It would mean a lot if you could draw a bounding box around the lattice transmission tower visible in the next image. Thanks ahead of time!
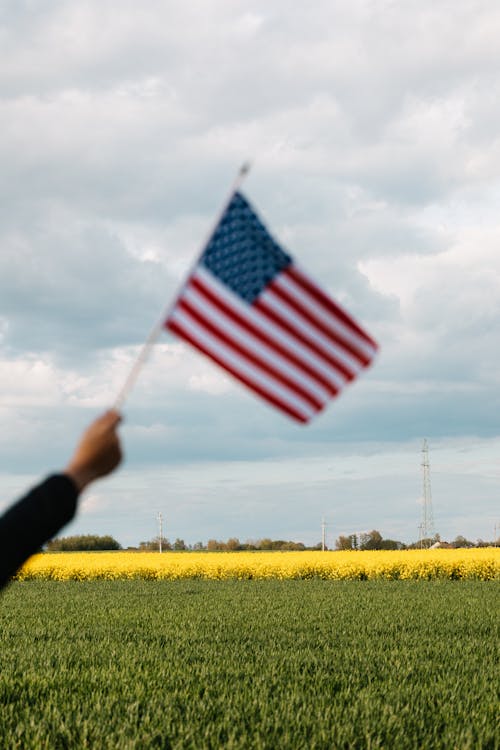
[420,439,434,546]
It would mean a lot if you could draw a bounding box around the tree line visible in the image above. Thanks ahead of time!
[138,537,312,551]
[334,530,498,550]
[47,534,121,551]
[46,535,316,552]
[46,531,498,552]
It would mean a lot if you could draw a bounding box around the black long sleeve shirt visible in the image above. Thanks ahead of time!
[0,475,78,589]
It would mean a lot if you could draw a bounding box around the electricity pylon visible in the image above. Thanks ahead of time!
[420,439,434,546]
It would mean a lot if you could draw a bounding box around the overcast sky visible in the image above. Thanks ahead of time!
[1,0,499,547]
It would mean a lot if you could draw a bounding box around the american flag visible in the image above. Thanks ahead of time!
[165,191,378,423]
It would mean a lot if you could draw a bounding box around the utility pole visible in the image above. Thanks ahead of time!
[420,439,434,547]
[158,512,163,553]
[321,517,328,551]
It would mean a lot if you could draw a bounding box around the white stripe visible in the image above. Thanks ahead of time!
[169,306,316,421]
[274,273,377,361]
[194,266,347,391]
[293,264,377,351]
[259,287,363,375]
[182,285,330,404]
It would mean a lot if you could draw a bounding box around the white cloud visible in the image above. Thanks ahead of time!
[80,492,104,515]
[0,355,76,406]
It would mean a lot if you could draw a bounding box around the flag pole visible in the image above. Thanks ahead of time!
[113,162,252,410]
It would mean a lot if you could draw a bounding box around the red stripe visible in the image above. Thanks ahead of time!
[178,296,324,411]
[254,298,356,382]
[166,319,310,423]
[269,279,371,367]
[286,266,378,349]
[190,276,339,397]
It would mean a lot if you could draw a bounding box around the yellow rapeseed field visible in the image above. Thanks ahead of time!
[15,548,500,581]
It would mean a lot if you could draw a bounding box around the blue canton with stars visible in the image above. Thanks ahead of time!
[200,191,292,304]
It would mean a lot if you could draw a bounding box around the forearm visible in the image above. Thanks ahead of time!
[0,475,78,589]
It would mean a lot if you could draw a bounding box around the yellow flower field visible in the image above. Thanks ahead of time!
[15,548,500,581]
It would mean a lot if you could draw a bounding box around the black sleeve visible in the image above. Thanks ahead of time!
[0,474,79,590]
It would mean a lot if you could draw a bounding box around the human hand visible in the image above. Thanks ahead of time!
[64,410,123,493]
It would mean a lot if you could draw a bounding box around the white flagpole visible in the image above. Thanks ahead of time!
[113,162,251,410]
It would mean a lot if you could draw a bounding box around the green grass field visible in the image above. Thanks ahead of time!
[0,581,498,749]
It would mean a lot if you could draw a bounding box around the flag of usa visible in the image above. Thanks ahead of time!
[165,191,378,423]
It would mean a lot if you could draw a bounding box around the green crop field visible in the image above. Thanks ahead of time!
[0,580,498,749]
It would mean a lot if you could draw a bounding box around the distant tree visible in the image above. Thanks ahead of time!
[336,531,404,551]
[243,539,258,550]
[269,540,286,550]
[192,541,204,551]
[335,533,360,551]
[173,538,187,551]
[207,539,226,551]
[47,534,121,551]
[475,538,498,548]
[258,538,274,550]
[139,537,171,551]
[253,539,306,550]
[380,539,406,550]
[280,541,305,551]
[335,535,353,551]
[203,537,309,551]
[451,535,474,548]
[359,530,383,550]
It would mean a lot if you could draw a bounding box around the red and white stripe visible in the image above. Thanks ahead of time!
[166,264,378,423]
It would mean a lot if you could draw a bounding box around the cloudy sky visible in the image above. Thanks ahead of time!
[1,0,499,547]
